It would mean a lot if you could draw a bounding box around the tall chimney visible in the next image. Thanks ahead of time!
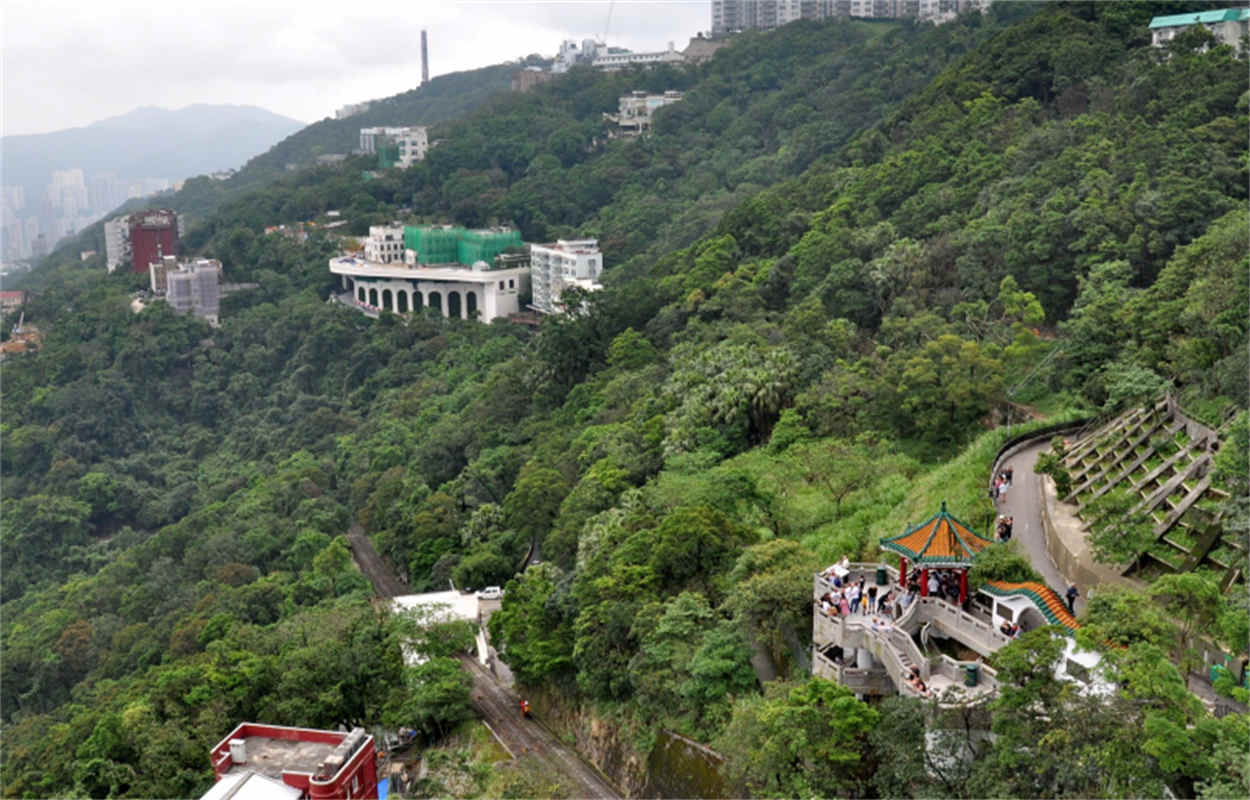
[421,29,429,85]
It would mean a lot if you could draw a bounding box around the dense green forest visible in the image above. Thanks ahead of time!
[3,3,1248,797]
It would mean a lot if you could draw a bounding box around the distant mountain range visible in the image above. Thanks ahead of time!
[2,104,306,196]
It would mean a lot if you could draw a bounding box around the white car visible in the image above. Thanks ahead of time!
[477,586,503,600]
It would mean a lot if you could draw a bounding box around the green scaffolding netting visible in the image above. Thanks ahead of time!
[403,226,522,266]
[377,141,399,169]
[404,226,463,264]
[457,229,522,266]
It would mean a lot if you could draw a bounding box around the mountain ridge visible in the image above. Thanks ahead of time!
[1,104,306,194]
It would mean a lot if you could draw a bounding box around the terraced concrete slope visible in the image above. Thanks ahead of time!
[1061,395,1239,587]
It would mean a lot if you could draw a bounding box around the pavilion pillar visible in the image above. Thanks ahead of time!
[919,568,929,597]
[899,556,908,587]
[959,569,968,606]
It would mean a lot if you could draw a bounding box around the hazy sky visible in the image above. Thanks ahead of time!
[3,0,709,136]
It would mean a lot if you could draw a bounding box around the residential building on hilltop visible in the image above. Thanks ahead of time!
[129,209,181,274]
[105,217,131,272]
[330,225,529,322]
[607,91,684,135]
[163,258,223,326]
[553,38,685,72]
[358,126,428,168]
[711,0,989,33]
[530,239,603,315]
[593,42,685,70]
[204,723,378,800]
[1149,8,1250,52]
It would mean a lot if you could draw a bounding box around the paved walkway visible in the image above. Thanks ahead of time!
[995,441,1078,612]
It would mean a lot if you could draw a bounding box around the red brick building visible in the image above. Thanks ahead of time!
[206,723,379,800]
[128,209,179,274]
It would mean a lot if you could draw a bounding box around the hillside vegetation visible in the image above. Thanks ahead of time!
[3,3,1247,798]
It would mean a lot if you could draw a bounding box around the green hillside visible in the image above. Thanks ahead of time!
[3,3,1247,797]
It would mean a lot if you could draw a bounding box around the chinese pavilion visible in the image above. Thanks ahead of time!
[880,501,995,605]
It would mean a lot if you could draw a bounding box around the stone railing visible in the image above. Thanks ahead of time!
[885,625,929,680]
[812,650,893,695]
[916,596,1012,656]
[872,633,924,697]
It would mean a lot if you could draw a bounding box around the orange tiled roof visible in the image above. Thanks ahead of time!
[879,501,994,566]
[983,580,1080,632]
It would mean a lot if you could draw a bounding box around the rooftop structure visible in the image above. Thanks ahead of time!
[402,225,523,268]
[207,723,378,800]
[529,238,603,315]
[365,225,405,264]
[358,127,428,168]
[1149,8,1250,52]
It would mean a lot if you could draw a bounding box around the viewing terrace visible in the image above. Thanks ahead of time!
[812,562,1005,703]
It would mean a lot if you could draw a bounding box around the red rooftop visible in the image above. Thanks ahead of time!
[207,722,378,800]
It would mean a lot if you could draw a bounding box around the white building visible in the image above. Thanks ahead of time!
[104,217,131,273]
[529,239,603,315]
[330,226,530,323]
[150,255,222,296]
[166,259,222,326]
[358,126,429,168]
[364,225,405,264]
[592,42,685,70]
[331,258,529,322]
[552,39,605,73]
[610,91,684,135]
[554,38,684,72]
[1149,8,1250,52]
